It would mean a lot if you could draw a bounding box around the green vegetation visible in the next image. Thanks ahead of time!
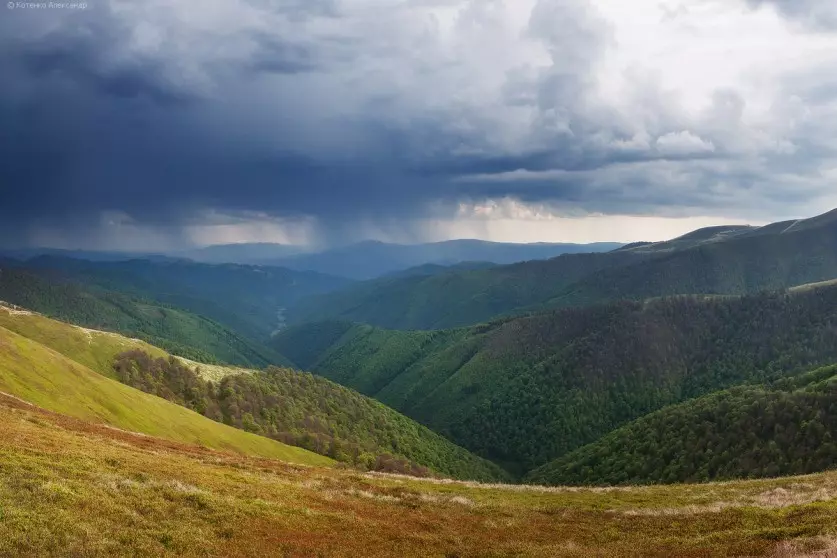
[527,364,837,486]
[0,303,503,481]
[22,255,351,339]
[277,285,837,476]
[5,393,837,557]
[0,323,329,466]
[287,208,837,331]
[0,267,289,367]
[286,250,643,330]
[113,350,508,482]
[540,210,837,311]
[269,319,357,370]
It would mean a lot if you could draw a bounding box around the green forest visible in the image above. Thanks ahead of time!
[278,284,837,475]
[20,256,350,340]
[0,266,288,367]
[526,364,837,486]
[112,350,508,482]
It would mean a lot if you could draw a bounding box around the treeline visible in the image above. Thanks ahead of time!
[0,266,288,368]
[526,364,837,486]
[281,285,837,475]
[112,350,508,482]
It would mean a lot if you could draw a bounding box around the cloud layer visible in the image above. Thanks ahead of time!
[1,0,836,248]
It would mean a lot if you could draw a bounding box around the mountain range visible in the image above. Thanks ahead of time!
[285,208,837,330]
[181,239,623,279]
[5,208,837,555]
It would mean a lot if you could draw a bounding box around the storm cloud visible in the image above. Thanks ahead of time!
[1,0,836,248]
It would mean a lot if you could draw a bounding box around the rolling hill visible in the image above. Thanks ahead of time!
[526,363,837,486]
[0,266,289,367]
[16,256,352,340]
[187,239,623,279]
[0,312,328,465]
[0,303,505,481]
[286,208,837,330]
[285,249,646,330]
[274,282,837,475]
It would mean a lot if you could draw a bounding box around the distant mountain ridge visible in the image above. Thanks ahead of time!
[286,208,837,330]
[185,239,624,280]
[13,256,352,340]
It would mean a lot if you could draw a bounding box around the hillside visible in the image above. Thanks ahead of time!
[527,364,837,486]
[263,239,623,279]
[541,209,837,311]
[286,208,837,330]
[5,394,837,557]
[286,250,645,330]
[113,350,507,481]
[0,266,289,367]
[0,320,328,466]
[0,304,504,481]
[18,256,352,339]
[275,284,837,475]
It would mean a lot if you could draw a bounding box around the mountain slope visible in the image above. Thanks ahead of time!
[19,256,352,339]
[4,393,833,557]
[267,239,623,279]
[287,208,837,330]
[542,210,837,310]
[113,350,507,481]
[0,267,290,367]
[286,250,645,330]
[526,364,837,486]
[0,303,504,481]
[275,284,837,474]
[0,321,329,466]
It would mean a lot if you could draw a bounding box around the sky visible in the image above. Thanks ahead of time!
[1,0,837,250]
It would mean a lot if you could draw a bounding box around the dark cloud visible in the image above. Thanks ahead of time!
[0,0,834,248]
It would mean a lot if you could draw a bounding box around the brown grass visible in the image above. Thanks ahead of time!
[3,392,837,557]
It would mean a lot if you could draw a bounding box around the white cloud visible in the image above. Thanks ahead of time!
[655,131,716,156]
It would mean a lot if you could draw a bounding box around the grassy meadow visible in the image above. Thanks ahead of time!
[1,392,837,557]
[0,317,330,466]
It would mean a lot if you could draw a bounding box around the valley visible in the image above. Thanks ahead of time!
[4,208,837,555]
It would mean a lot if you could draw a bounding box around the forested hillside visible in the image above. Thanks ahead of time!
[286,209,837,330]
[18,256,351,339]
[541,209,837,311]
[285,250,646,329]
[0,320,328,466]
[527,364,837,486]
[276,283,837,474]
[0,267,288,367]
[113,350,508,482]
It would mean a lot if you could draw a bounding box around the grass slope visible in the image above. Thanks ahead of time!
[527,364,837,486]
[0,324,329,466]
[0,303,503,481]
[0,266,290,367]
[4,393,837,557]
[276,284,837,476]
